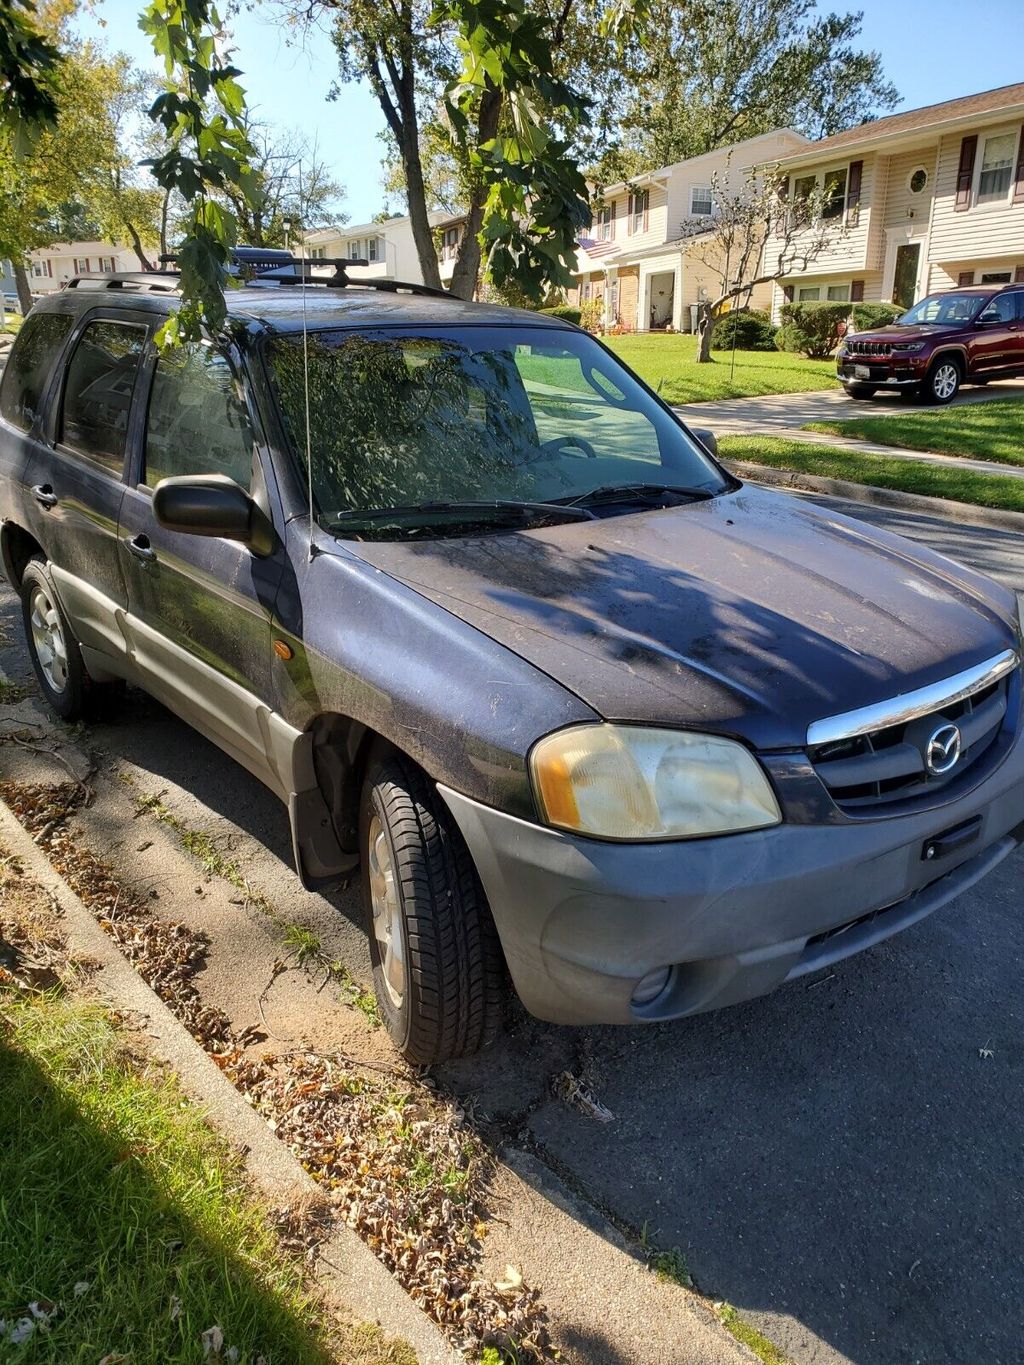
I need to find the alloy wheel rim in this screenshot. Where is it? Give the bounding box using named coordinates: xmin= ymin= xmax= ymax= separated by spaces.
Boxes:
xmin=28 ymin=584 xmax=69 ymax=695
xmin=933 ymin=364 xmax=958 ymax=400
xmin=367 ymin=813 xmax=405 ymax=1009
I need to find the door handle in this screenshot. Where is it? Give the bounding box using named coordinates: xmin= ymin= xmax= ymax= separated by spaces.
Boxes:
xmin=125 ymin=534 xmax=157 ymax=564
xmin=31 ymin=483 xmax=58 ymax=509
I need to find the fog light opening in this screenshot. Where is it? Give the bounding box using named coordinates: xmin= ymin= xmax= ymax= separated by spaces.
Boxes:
xmin=631 ymin=965 xmax=674 ymax=1009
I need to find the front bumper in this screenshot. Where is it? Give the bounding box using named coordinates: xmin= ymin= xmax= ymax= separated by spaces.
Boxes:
xmin=838 ymin=358 xmax=924 ymax=388
xmin=437 ymin=738 xmax=1024 ymax=1026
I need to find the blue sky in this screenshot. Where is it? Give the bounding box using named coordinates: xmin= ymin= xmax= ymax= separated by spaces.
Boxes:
xmin=84 ymin=0 xmax=1023 ymax=225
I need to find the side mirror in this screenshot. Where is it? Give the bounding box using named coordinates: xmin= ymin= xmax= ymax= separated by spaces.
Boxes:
xmin=691 ymin=427 xmax=718 ymax=457
xmin=152 ymin=474 xmax=275 ymax=555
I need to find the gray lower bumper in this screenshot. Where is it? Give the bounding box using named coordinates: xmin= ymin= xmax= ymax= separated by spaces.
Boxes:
xmin=437 ymin=754 xmax=1024 ymax=1026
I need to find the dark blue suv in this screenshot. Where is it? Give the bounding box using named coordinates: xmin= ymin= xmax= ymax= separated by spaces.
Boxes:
xmin=1 ymin=267 xmax=1021 ymax=1062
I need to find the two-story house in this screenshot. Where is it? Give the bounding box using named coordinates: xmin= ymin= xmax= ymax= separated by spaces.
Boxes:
xmin=25 ymin=241 xmax=141 ymax=294
xmin=767 ymin=82 xmax=1024 ymax=321
xmin=303 ymin=211 xmax=467 ymax=287
xmin=567 ymin=129 xmax=809 ymax=332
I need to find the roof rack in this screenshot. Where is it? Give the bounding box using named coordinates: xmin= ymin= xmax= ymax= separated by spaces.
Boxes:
xmin=64 ymin=272 xmax=181 ymax=294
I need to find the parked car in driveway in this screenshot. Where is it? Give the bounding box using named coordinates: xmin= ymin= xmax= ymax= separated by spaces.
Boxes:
xmin=838 ymin=283 xmax=1024 ymax=403
xmin=0 ymin=265 xmax=1022 ymax=1062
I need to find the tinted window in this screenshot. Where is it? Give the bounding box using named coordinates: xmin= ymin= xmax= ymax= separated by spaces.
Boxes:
xmin=978 ymin=294 xmax=1016 ymax=324
xmin=144 ymin=346 xmax=253 ymax=490
xmin=60 ymin=320 xmax=147 ymax=470
xmin=0 ymin=313 xmax=74 ymax=433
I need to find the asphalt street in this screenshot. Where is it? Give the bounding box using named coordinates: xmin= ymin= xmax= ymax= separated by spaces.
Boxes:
xmin=1 ymin=488 xmax=1022 ymax=1365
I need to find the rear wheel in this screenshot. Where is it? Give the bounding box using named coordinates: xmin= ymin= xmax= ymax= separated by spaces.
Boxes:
xmin=923 ymin=357 xmax=961 ymax=405
xmin=846 ymin=384 xmax=877 ymax=400
xmin=359 ymin=753 xmax=506 ymax=1064
xmin=21 ymin=558 xmax=89 ymax=721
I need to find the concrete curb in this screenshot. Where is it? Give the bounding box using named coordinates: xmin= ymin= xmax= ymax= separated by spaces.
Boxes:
xmin=0 ymin=798 xmax=460 ymax=1365
xmin=724 ymin=459 xmax=1024 ymax=533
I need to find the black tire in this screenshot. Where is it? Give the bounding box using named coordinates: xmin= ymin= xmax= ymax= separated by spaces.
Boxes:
xmin=359 ymin=753 xmax=506 ymax=1064
xmin=922 ymin=356 xmax=962 ymax=405
xmin=20 ymin=557 xmax=90 ymax=721
xmin=846 ymin=384 xmax=877 ymax=400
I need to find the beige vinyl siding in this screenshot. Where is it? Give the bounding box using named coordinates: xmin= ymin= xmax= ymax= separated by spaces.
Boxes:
xmin=600 ymin=183 xmax=670 ymax=253
xmin=927 ymin=258 xmax=1024 ymax=291
xmin=882 ymin=147 xmax=937 ymax=229
xmin=929 ymin=122 xmax=1024 ymax=261
xmin=765 ymin=153 xmax=878 ymax=275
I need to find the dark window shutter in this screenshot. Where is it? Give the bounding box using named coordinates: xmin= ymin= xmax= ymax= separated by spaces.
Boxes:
xmin=846 ymin=160 xmax=863 ymax=225
xmin=850 ymin=279 xmax=865 ymax=302
xmin=957 ymin=270 xmax=975 ymax=287
xmin=1014 ymin=126 xmax=1024 ymax=203
xmin=1015 ymin=265 xmax=1024 ymax=283
xmin=783 ymin=284 xmax=794 ymax=302
xmin=955 ymin=135 xmax=977 ymax=211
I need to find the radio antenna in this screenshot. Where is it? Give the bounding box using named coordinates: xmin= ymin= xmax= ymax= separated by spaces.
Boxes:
xmin=298 ymin=160 xmax=316 ymax=561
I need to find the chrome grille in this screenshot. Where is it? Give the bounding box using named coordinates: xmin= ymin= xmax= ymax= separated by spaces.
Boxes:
xmin=807 ymin=653 xmax=1018 ymax=811
xmin=846 ymin=339 xmax=893 ymax=357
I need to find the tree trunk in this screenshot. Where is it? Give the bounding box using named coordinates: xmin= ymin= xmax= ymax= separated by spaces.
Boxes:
xmin=159 ymin=190 xmax=171 ymax=259
xmin=14 ymin=263 xmax=33 ymax=314
xmin=449 ymin=86 xmax=501 ymax=301
xmin=696 ymin=304 xmax=714 ymax=362
xmin=401 ymin=138 xmax=444 ymax=291
xmin=124 ymin=222 xmax=154 ymax=271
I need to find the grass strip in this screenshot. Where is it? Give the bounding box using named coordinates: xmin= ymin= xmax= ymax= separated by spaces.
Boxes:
xmin=0 ymin=990 xmax=412 ymax=1363
xmin=719 ymin=435 xmax=1024 ymax=513
xmin=603 ymin=337 xmax=837 ymax=403
xmin=802 ymin=397 xmax=1024 ymax=466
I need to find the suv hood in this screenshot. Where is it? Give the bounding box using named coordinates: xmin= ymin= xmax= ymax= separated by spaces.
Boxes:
xmin=850 ymin=323 xmax=954 ymax=344
xmin=344 ymin=486 xmax=1018 ymax=750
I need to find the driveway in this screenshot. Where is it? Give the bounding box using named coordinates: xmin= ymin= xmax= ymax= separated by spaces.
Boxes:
xmin=674 ymin=376 xmax=1024 ymax=436
xmin=2 ymin=492 xmax=1022 ymax=1365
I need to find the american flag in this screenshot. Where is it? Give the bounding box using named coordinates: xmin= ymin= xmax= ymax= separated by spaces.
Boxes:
xmin=578 ymin=236 xmax=618 ymax=259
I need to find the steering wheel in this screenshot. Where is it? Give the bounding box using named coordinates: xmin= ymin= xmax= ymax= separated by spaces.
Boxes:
xmin=537 ymin=435 xmax=598 ymax=460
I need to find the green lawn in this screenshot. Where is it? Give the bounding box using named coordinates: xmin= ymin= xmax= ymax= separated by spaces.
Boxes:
xmin=604 ymin=335 xmax=838 ymax=403
xmin=719 ymin=434 xmax=1024 ymax=514
xmin=0 ymin=991 xmax=412 ymax=1365
xmin=803 ymin=397 xmax=1024 ymax=467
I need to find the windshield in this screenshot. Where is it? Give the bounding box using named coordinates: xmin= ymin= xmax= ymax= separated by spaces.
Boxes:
xmin=265 ymin=325 xmax=728 ymax=533
xmin=898 ymin=293 xmax=989 ymax=326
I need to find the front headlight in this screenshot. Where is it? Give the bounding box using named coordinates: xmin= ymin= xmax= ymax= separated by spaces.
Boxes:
xmin=893 ymin=342 xmax=926 ymax=353
xmin=530 ymin=724 xmax=782 ymax=841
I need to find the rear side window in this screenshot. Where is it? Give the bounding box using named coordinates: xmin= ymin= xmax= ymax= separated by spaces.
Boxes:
xmin=144 ymin=345 xmax=254 ymax=490
xmin=0 ymin=313 xmax=74 ymax=433
xmin=59 ymin=319 xmax=147 ymax=471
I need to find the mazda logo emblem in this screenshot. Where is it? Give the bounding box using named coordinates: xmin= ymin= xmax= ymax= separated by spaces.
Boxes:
xmin=925 ymin=722 xmax=962 ymax=776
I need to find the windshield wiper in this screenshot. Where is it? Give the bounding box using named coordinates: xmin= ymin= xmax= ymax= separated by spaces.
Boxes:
xmin=326 ymin=498 xmax=597 ymax=530
xmin=559 ymin=482 xmax=716 ymax=509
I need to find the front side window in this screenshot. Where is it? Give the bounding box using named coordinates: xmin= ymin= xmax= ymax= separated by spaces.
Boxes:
xmin=266 ymin=325 xmax=727 ymax=534
xmin=977 ymin=294 xmax=1016 ymax=324
xmin=899 ymin=292 xmax=989 ymax=325
xmin=0 ymin=312 xmax=74 ymax=433
xmin=977 ymin=133 xmax=1016 ymax=204
xmin=144 ymin=345 xmax=253 ymax=489
xmin=59 ymin=319 xmax=147 ymax=470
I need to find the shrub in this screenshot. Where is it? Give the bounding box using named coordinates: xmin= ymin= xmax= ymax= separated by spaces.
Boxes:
xmin=776 ymin=301 xmax=850 ymax=358
xmin=578 ymin=298 xmax=604 ymax=333
xmin=711 ymin=308 xmax=777 ymax=352
xmin=539 ymin=304 xmax=583 ymax=326
xmin=851 ymin=302 xmax=903 ymax=331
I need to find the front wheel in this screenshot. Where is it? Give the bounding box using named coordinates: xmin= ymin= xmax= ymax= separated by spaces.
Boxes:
xmin=923 ymin=358 xmax=961 ymax=405
xmin=359 ymin=754 xmax=506 ymax=1063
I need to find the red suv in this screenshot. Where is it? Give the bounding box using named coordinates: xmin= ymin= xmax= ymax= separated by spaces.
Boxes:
xmin=837 ymin=284 xmax=1024 ymax=404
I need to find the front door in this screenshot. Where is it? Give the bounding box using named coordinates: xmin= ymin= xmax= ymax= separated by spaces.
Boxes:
xmin=117 ymin=340 xmax=286 ymax=786
xmin=893 ymin=244 xmax=921 ymax=310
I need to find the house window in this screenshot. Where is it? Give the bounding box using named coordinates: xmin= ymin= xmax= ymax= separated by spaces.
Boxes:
xmin=31 ymin=260 xmax=52 ymax=278
xmin=796 ymin=286 xmax=821 ymax=302
xmin=309 ymin=246 xmax=326 ymax=259
xmin=443 ymin=226 xmax=460 ymax=259
xmin=73 ymin=258 xmax=90 ymax=274
xmin=368 ymin=237 xmax=379 ymax=262
xmin=349 ymin=241 xmax=361 ymax=260
xmin=99 ymin=257 xmax=115 ymax=273
xmin=821 ymin=168 xmax=847 ymax=220
xmin=826 ymin=284 xmax=851 ymax=302
xmin=977 ymin=132 xmax=1016 ymax=204
xmin=980 ymin=271 xmax=1012 ymax=283
xmin=690 ymin=185 xmax=713 ymax=217
xmin=595 ymin=205 xmax=613 ymax=241
xmin=908 ymin=167 xmax=928 ymax=194
xmin=628 ymin=189 xmax=649 ymax=234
